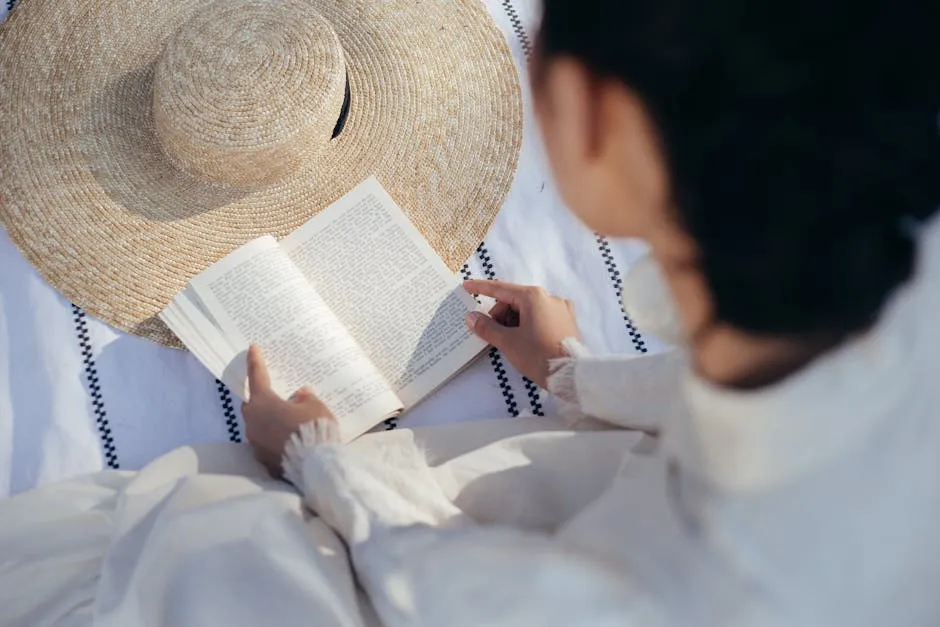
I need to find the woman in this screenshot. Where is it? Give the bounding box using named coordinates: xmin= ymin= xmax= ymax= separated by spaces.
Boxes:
xmin=4 ymin=0 xmax=940 ymax=625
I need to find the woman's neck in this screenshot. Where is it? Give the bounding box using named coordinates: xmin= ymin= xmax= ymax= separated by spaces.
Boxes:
xmin=690 ymin=326 xmax=839 ymax=390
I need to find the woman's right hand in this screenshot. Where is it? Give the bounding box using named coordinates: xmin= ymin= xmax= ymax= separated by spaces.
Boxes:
xmin=463 ymin=280 xmax=582 ymax=388
xmin=242 ymin=345 xmax=337 ymax=476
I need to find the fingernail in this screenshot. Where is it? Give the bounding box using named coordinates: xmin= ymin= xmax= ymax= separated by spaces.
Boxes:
xmin=466 ymin=311 xmax=481 ymax=330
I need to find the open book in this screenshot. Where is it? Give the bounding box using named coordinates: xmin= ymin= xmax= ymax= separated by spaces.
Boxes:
xmin=160 ymin=177 xmax=488 ymax=441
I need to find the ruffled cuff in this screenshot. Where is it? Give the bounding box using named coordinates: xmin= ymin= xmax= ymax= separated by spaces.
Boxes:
xmin=546 ymin=337 xmax=593 ymax=408
xmin=279 ymin=417 xmax=467 ymax=548
xmin=281 ymin=417 xmax=340 ymax=488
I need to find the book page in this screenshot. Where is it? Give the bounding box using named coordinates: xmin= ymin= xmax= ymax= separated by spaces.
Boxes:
xmin=281 ymin=178 xmax=487 ymax=408
xmin=188 ymin=236 xmax=402 ymax=441
xmin=160 ymin=288 xmax=236 ymax=384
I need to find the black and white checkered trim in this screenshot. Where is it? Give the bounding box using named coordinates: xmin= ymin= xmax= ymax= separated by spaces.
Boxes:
xmin=72 ymin=305 xmax=119 ymax=469
xmin=523 ymin=379 xmax=544 ymax=415
xmin=488 ymin=346 xmax=520 ymax=416
xmin=596 ymin=235 xmax=648 ymax=354
xmin=500 ymin=0 xmax=533 ymax=58
xmin=383 ymin=417 xmax=398 ymax=431
xmin=470 ymin=250 xmax=543 ymax=416
xmin=215 ymin=380 xmax=242 ymax=443
xmin=6 ymin=0 xmax=17 ymax=13
xmin=475 ymin=245 xmax=498 ymax=283
xmin=474 ymin=245 xmax=527 ymax=417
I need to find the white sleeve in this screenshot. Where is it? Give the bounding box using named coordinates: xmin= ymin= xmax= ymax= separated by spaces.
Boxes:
xmin=284 ymin=427 xmax=670 ymax=627
xmin=547 ymin=339 xmax=688 ymax=432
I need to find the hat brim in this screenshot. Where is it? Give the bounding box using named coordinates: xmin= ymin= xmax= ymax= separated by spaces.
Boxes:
xmin=0 ymin=0 xmax=522 ymax=347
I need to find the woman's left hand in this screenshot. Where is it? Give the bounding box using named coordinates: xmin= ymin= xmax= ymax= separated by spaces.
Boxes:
xmin=241 ymin=345 xmax=336 ymax=476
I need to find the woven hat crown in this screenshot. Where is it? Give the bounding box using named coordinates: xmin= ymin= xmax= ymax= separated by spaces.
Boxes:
xmin=152 ymin=0 xmax=347 ymax=186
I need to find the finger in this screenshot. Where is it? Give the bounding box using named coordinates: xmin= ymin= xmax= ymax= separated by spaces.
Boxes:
xmin=246 ymin=345 xmax=273 ymax=398
xmin=463 ymin=280 xmax=530 ymax=308
xmin=291 ymin=386 xmax=316 ymax=403
xmin=493 ymin=304 xmax=521 ymax=327
xmin=489 ymin=301 xmax=517 ymax=326
xmin=466 ymin=311 xmax=512 ymax=348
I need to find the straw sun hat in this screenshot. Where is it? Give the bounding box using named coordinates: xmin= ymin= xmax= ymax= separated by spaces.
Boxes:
xmin=0 ymin=0 xmax=522 ymax=347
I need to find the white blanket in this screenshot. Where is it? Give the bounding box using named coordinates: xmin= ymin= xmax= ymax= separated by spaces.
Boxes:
xmin=0 ymin=0 xmax=666 ymax=497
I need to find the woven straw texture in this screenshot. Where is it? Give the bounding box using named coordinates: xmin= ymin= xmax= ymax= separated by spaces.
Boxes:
xmin=0 ymin=0 xmax=522 ymax=347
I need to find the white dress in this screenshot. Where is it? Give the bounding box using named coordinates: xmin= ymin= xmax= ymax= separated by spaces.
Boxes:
xmin=3 ymin=217 xmax=940 ymax=627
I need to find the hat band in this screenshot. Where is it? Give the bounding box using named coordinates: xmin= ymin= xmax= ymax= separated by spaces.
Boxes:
xmin=331 ymin=72 xmax=351 ymax=139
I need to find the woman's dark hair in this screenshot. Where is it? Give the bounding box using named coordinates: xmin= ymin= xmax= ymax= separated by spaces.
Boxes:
xmin=539 ymin=0 xmax=940 ymax=337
